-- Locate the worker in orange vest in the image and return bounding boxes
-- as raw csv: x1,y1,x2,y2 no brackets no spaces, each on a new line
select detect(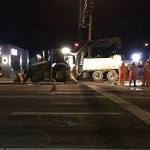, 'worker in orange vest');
118,62,126,86
128,62,137,87
142,59,150,87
